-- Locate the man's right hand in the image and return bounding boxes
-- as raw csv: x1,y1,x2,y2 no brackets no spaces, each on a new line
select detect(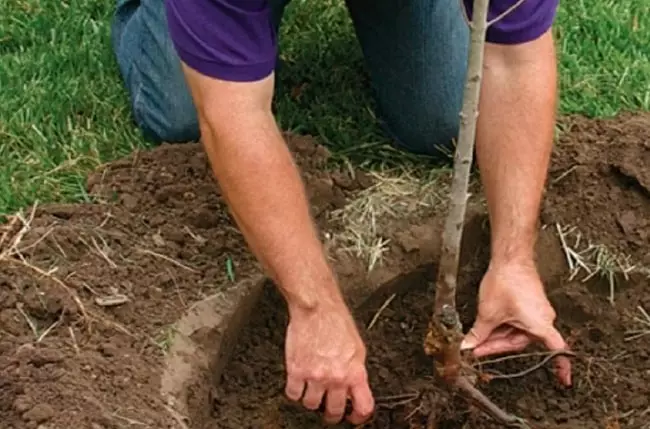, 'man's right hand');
284,300,375,425
176,66,373,424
